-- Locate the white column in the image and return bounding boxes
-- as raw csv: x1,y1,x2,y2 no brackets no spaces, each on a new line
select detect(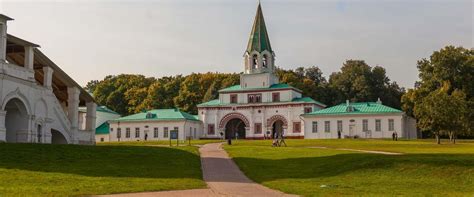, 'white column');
67,87,80,143
24,46,34,70
86,102,96,144
0,110,6,142
43,66,54,89
0,19,8,62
